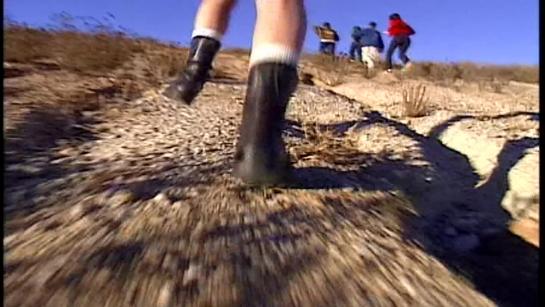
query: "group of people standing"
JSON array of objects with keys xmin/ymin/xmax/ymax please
[{"xmin": 314, "ymin": 13, "xmax": 415, "ymax": 72}]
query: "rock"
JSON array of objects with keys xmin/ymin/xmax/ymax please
[
  {"xmin": 69, "ymin": 204, "xmax": 85, "ymax": 218},
  {"xmin": 183, "ymin": 263, "xmax": 201, "ymax": 286},
  {"xmin": 108, "ymin": 190, "xmax": 134, "ymax": 207},
  {"xmin": 452, "ymin": 234, "xmax": 480, "ymax": 253},
  {"xmin": 157, "ymin": 281, "xmax": 174, "ymax": 307},
  {"xmin": 171, "ymin": 201, "xmax": 182, "ymax": 210},
  {"xmin": 153, "ymin": 192, "xmax": 170, "ymax": 205},
  {"xmin": 6, "ymin": 164, "xmax": 42, "ymax": 175},
  {"xmin": 509, "ymin": 218, "xmax": 539, "ymax": 247}
]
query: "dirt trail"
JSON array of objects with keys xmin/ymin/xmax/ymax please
[{"xmin": 4, "ymin": 69, "xmax": 538, "ymax": 306}]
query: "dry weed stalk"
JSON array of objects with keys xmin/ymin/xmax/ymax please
[
  {"xmin": 311, "ymin": 54, "xmax": 350, "ymax": 86},
  {"xmin": 402, "ymin": 84, "xmax": 429, "ymax": 117}
]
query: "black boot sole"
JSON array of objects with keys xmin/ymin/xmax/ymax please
[
  {"xmin": 162, "ymin": 79, "xmax": 203, "ymax": 105},
  {"xmin": 232, "ymin": 147, "xmax": 292, "ymax": 187},
  {"xmin": 233, "ymin": 165, "xmax": 292, "ymax": 187}
]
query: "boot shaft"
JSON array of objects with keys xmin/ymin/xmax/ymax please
[
  {"xmin": 233, "ymin": 62, "xmax": 299, "ymax": 185},
  {"xmin": 239, "ymin": 62, "xmax": 299, "ymax": 147},
  {"xmin": 187, "ymin": 36, "xmax": 221, "ymax": 66}
]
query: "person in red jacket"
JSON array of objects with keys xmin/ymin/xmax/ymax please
[{"xmin": 385, "ymin": 13, "xmax": 415, "ymax": 71}]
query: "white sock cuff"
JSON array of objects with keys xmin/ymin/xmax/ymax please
[
  {"xmin": 249, "ymin": 44, "xmax": 300, "ymax": 67},
  {"xmin": 192, "ymin": 27, "xmax": 223, "ymax": 41}
]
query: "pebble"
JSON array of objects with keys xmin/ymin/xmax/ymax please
[
  {"xmin": 153, "ymin": 192, "xmax": 170, "ymax": 205},
  {"xmin": 182, "ymin": 263, "xmax": 201, "ymax": 286},
  {"xmin": 157, "ymin": 281, "xmax": 174, "ymax": 307},
  {"xmin": 109, "ymin": 190, "xmax": 134, "ymax": 207}
]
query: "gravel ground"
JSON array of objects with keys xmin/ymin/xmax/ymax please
[{"xmin": 4, "ymin": 75, "xmax": 535, "ymax": 306}]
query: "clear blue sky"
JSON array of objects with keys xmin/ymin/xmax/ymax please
[{"xmin": 5, "ymin": 0, "xmax": 539, "ymax": 65}]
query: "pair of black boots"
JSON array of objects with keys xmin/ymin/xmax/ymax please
[{"xmin": 163, "ymin": 36, "xmax": 298, "ymax": 186}]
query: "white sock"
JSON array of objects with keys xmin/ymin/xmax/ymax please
[
  {"xmin": 191, "ymin": 27, "xmax": 223, "ymax": 41},
  {"xmin": 249, "ymin": 43, "xmax": 300, "ymax": 67}
]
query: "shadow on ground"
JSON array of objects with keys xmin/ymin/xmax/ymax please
[
  {"xmin": 4, "ymin": 105, "xmax": 103, "ymax": 220},
  {"xmin": 285, "ymin": 110, "xmax": 539, "ymax": 307}
]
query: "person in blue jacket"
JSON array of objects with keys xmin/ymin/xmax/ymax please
[
  {"xmin": 349, "ymin": 26, "xmax": 362, "ymax": 61},
  {"xmin": 359, "ymin": 22, "xmax": 384, "ymax": 69}
]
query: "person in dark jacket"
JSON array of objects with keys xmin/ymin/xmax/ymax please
[
  {"xmin": 349, "ymin": 26, "xmax": 362, "ymax": 61},
  {"xmin": 385, "ymin": 13, "xmax": 415, "ymax": 71},
  {"xmin": 359, "ymin": 22, "xmax": 384, "ymax": 69},
  {"xmin": 313, "ymin": 22, "xmax": 339, "ymax": 55}
]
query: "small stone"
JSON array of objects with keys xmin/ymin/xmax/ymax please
[
  {"xmin": 452, "ymin": 234, "xmax": 480, "ymax": 253},
  {"xmin": 171, "ymin": 201, "xmax": 182, "ymax": 210},
  {"xmin": 69, "ymin": 204, "xmax": 85, "ymax": 218},
  {"xmin": 7, "ymin": 164, "xmax": 42, "ymax": 175},
  {"xmin": 4, "ymin": 234, "xmax": 18, "ymax": 246},
  {"xmin": 183, "ymin": 264, "xmax": 201, "ymax": 286},
  {"xmin": 153, "ymin": 192, "xmax": 170, "ymax": 205},
  {"xmin": 109, "ymin": 190, "xmax": 134, "ymax": 207},
  {"xmin": 157, "ymin": 281, "xmax": 174, "ymax": 307}
]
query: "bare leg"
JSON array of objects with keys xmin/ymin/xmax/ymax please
[
  {"xmin": 252, "ymin": 0, "xmax": 306, "ymax": 51},
  {"xmin": 249, "ymin": 0, "xmax": 306, "ymax": 66},
  {"xmin": 193, "ymin": 0, "xmax": 237, "ymax": 38},
  {"xmin": 163, "ymin": 0, "xmax": 237, "ymax": 104}
]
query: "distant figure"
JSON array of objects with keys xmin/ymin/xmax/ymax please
[
  {"xmin": 314, "ymin": 22, "xmax": 339, "ymax": 55},
  {"xmin": 349, "ymin": 26, "xmax": 362, "ymax": 61},
  {"xmin": 359, "ymin": 22, "xmax": 384, "ymax": 70},
  {"xmin": 385, "ymin": 13, "xmax": 415, "ymax": 71}
]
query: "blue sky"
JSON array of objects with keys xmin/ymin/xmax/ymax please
[{"xmin": 5, "ymin": 0, "xmax": 539, "ymax": 65}]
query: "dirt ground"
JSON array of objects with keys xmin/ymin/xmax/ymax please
[{"xmin": 3, "ymin": 54, "xmax": 539, "ymax": 307}]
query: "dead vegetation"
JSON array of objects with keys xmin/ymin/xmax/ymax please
[
  {"xmin": 401, "ymin": 84, "xmax": 430, "ymax": 118},
  {"xmin": 4, "ymin": 15, "xmax": 187, "ymax": 81},
  {"xmin": 301, "ymin": 54, "xmax": 352, "ymax": 86},
  {"xmin": 297, "ymin": 55, "xmax": 537, "ymax": 90},
  {"xmin": 406, "ymin": 61, "xmax": 538, "ymax": 85}
]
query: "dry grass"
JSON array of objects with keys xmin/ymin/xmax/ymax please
[
  {"xmin": 406, "ymin": 61, "xmax": 538, "ymax": 84},
  {"xmin": 302, "ymin": 54, "xmax": 354, "ymax": 86},
  {"xmin": 138, "ymin": 47, "xmax": 188, "ymax": 85},
  {"xmin": 4, "ymin": 16, "xmax": 188, "ymax": 80},
  {"xmin": 401, "ymin": 84, "xmax": 429, "ymax": 117},
  {"xmin": 4, "ymin": 25, "xmax": 144, "ymax": 75}
]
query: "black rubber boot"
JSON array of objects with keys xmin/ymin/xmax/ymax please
[
  {"xmin": 163, "ymin": 36, "xmax": 221, "ymax": 104},
  {"xmin": 233, "ymin": 62, "xmax": 299, "ymax": 186}
]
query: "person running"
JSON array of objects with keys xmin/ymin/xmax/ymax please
[
  {"xmin": 385, "ymin": 13, "xmax": 415, "ymax": 72},
  {"xmin": 349, "ymin": 26, "xmax": 362, "ymax": 61},
  {"xmin": 359, "ymin": 22, "xmax": 384, "ymax": 70},
  {"xmin": 313, "ymin": 22, "xmax": 339, "ymax": 55},
  {"xmin": 163, "ymin": 0, "xmax": 306, "ymax": 186}
]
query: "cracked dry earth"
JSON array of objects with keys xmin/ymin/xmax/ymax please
[{"xmin": 3, "ymin": 78, "xmax": 533, "ymax": 307}]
